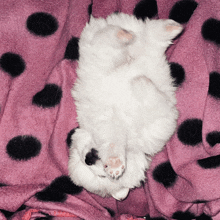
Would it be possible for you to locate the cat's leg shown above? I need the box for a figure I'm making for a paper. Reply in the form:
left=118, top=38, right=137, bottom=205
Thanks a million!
left=130, top=75, right=178, bottom=155
left=111, top=150, right=151, bottom=200
left=101, top=142, right=126, bottom=179
left=131, top=75, right=167, bottom=106
left=92, top=113, right=127, bottom=180
left=71, top=117, right=127, bottom=180
left=69, top=145, right=112, bottom=198
left=71, top=128, right=104, bottom=172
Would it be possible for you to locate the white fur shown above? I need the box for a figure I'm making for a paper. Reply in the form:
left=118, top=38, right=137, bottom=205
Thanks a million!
left=68, top=13, right=182, bottom=200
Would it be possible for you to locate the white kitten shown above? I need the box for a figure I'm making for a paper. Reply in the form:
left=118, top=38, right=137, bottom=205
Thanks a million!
left=68, top=13, right=182, bottom=200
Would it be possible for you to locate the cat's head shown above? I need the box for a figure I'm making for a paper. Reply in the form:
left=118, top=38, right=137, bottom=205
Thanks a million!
left=78, top=13, right=183, bottom=67
left=79, top=15, right=136, bottom=68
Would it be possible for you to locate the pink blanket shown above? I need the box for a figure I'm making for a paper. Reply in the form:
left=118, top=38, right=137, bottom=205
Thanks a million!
left=0, top=0, right=219, bottom=219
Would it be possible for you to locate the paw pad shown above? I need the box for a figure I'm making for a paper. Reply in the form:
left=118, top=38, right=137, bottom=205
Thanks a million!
left=104, top=157, right=125, bottom=179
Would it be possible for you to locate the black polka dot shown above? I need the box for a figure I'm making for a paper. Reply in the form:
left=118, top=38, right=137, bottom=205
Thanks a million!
left=35, top=212, right=53, bottom=220
left=35, top=217, right=53, bottom=220
left=36, top=176, right=83, bottom=202
left=85, top=148, right=100, bottom=166
left=32, top=84, right=62, bottom=108
left=17, top=204, right=27, bottom=212
left=0, top=52, right=26, bottom=77
left=193, top=200, right=207, bottom=204
left=208, top=72, right=220, bottom=99
left=36, top=189, right=67, bottom=203
left=140, top=180, right=145, bottom=186
left=66, top=127, right=79, bottom=148
left=154, top=217, right=166, bottom=220
left=144, top=215, right=167, bottom=220
left=6, top=135, right=41, bottom=161
left=197, top=154, right=220, bottom=169
left=133, top=0, right=158, bottom=20
left=170, top=62, right=185, bottom=87
left=26, top=12, right=58, bottom=37
left=169, top=0, right=198, bottom=24
left=172, top=211, right=195, bottom=220
left=196, top=213, right=212, bottom=220
left=177, top=119, right=202, bottom=146
left=152, top=161, right=177, bottom=188
left=0, top=205, right=26, bottom=219
left=0, top=209, right=15, bottom=218
left=104, top=207, right=115, bottom=217
left=88, top=3, right=93, bottom=16
left=50, top=176, right=83, bottom=195
left=64, top=37, right=79, bottom=60
left=206, top=131, right=220, bottom=147
left=202, top=18, right=220, bottom=45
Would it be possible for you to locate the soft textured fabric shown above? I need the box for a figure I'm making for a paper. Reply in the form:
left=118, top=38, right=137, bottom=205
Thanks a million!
left=0, top=0, right=220, bottom=219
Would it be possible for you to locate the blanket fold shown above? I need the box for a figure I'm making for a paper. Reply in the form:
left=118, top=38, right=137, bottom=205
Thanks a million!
left=1, top=0, right=220, bottom=219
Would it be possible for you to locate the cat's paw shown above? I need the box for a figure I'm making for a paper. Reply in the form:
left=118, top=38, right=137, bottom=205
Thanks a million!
left=112, top=187, right=130, bottom=201
left=131, top=75, right=158, bottom=105
left=104, top=156, right=125, bottom=179
left=85, top=148, right=100, bottom=166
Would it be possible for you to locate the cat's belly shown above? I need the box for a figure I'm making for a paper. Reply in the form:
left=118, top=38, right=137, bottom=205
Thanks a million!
left=99, top=75, right=137, bottom=106
left=78, top=73, right=170, bottom=130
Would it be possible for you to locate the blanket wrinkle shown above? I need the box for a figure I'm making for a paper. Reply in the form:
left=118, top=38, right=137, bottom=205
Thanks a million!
left=1, top=0, right=220, bottom=219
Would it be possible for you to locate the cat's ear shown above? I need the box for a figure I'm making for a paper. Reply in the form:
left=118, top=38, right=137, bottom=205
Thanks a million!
left=116, top=29, right=135, bottom=45
left=164, top=20, right=183, bottom=40
left=147, top=19, right=183, bottom=45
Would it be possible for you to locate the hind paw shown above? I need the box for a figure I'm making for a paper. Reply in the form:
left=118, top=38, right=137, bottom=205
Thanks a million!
left=104, top=157, right=125, bottom=179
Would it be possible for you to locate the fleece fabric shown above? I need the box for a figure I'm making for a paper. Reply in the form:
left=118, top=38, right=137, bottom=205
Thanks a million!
left=0, top=0, right=220, bottom=219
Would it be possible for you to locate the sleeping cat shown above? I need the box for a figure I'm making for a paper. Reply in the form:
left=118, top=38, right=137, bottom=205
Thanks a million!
left=68, top=13, right=182, bottom=200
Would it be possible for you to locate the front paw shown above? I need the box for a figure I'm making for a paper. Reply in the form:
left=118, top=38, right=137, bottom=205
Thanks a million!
left=85, top=148, right=100, bottom=166
left=104, top=156, right=125, bottom=179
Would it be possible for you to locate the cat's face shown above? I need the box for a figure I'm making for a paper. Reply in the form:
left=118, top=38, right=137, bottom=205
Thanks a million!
left=79, top=13, right=183, bottom=68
